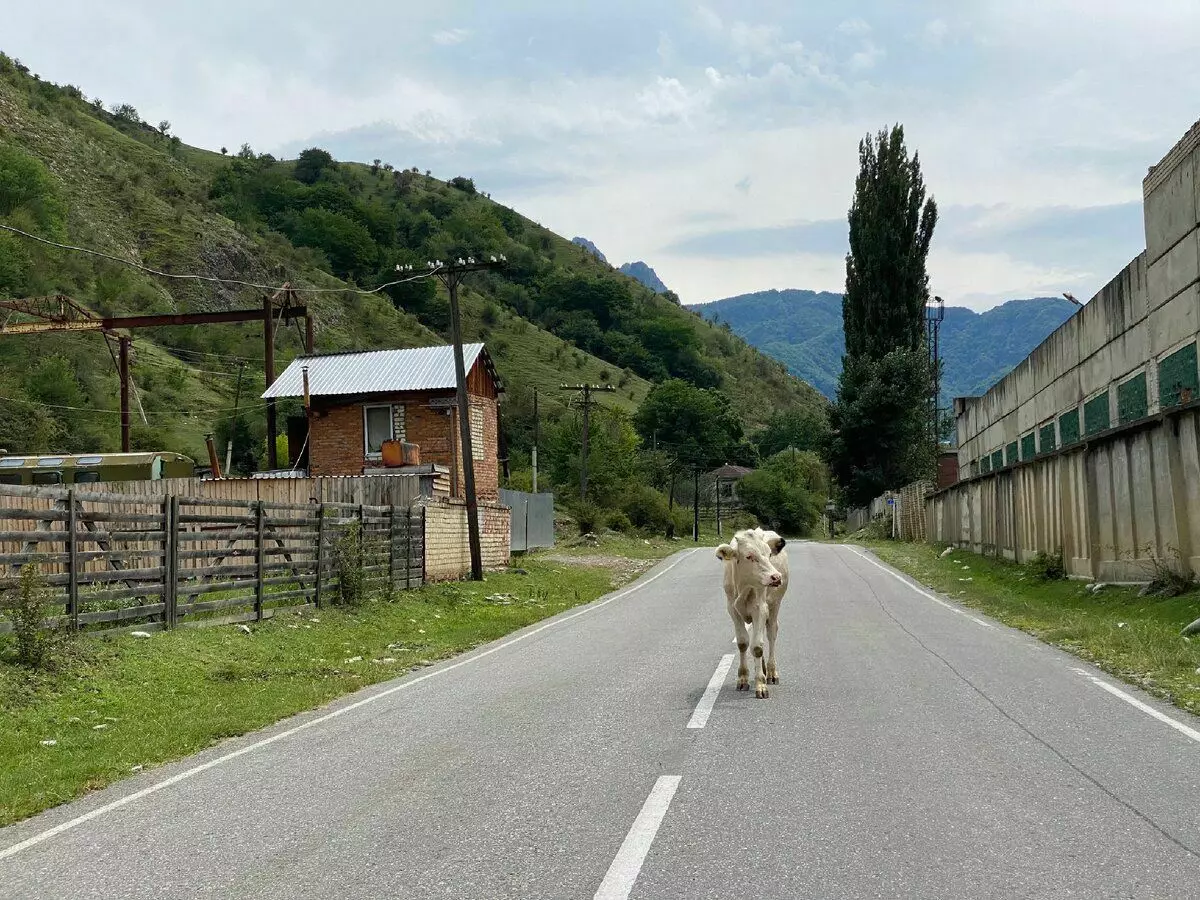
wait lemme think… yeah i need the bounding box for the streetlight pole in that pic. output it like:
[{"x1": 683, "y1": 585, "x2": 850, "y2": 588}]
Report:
[
  {"x1": 927, "y1": 295, "x2": 945, "y2": 454},
  {"x1": 428, "y1": 255, "x2": 507, "y2": 582}
]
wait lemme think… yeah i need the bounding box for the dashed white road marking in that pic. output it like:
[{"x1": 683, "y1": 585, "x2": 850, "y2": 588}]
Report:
[
  {"x1": 1072, "y1": 668, "x2": 1200, "y2": 744},
  {"x1": 687, "y1": 654, "x2": 734, "y2": 729},
  {"x1": 0, "y1": 551, "x2": 700, "y2": 863},
  {"x1": 846, "y1": 546, "x2": 994, "y2": 628},
  {"x1": 594, "y1": 776, "x2": 682, "y2": 900}
]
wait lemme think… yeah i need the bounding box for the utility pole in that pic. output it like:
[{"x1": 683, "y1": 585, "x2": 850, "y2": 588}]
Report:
[
  {"x1": 264, "y1": 293, "x2": 277, "y2": 470},
  {"x1": 927, "y1": 295, "x2": 945, "y2": 454},
  {"x1": 715, "y1": 474, "x2": 721, "y2": 537},
  {"x1": 429, "y1": 256, "x2": 508, "y2": 582},
  {"x1": 226, "y1": 362, "x2": 245, "y2": 475},
  {"x1": 118, "y1": 335, "x2": 131, "y2": 452},
  {"x1": 560, "y1": 382, "x2": 616, "y2": 501},
  {"x1": 693, "y1": 468, "x2": 700, "y2": 542},
  {"x1": 532, "y1": 388, "x2": 538, "y2": 494}
]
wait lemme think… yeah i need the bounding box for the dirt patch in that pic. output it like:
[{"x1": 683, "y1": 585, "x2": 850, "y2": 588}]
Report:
[{"x1": 539, "y1": 554, "x2": 658, "y2": 588}]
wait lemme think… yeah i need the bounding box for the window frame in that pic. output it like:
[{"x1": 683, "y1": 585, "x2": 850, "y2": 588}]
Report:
[{"x1": 363, "y1": 404, "x2": 395, "y2": 458}]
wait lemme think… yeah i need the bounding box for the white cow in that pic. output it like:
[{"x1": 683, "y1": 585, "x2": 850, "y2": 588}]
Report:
[{"x1": 715, "y1": 528, "x2": 789, "y2": 699}]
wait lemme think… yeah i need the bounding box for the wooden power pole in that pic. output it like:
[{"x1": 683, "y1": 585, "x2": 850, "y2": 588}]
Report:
[
  {"x1": 560, "y1": 383, "x2": 616, "y2": 501},
  {"x1": 429, "y1": 257, "x2": 508, "y2": 582}
]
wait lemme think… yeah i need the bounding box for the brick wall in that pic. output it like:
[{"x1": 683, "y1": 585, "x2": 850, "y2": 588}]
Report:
[
  {"x1": 307, "y1": 392, "x2": 499, "y2": 500},
  {"x1": 308, "y1": 404, "x2": 364, "y2": 476},
  {"x1": 423, "y1": 498, "x2": 511, "y2": 581}
]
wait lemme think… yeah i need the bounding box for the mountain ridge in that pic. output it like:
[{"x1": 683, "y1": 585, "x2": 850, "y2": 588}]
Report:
[{"x1": 689, "y1": 289, "x2": 1078, "y2": 401}]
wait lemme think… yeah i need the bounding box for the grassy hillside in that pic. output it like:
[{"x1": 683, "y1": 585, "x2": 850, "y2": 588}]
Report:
[
  {"x1": 0, "y1": 53, "x2": 822, "y2": 470},
  {"x1": 692, "y1": 290, "x2": 1077, "y2": 403}
]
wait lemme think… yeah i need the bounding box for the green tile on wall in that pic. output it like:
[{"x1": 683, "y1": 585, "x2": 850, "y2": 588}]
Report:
[
  {"x1": 1158, "y1": 342, "x2": 1198, "y2": 409},
  {"x1": 1084, "y1": 392, "x2": 1110, "y2": 435},
  {"x1": 1118, "y1": 372, "x2": 1147, "y2": 424},
  {"x1": 1059, "y1": 409, "x2": 1080, "y2": 445}
]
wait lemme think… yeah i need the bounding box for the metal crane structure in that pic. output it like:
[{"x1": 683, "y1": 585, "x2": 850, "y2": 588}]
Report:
[{"x1": 0, "y1": 290, "x2": 312, "y2": 460}]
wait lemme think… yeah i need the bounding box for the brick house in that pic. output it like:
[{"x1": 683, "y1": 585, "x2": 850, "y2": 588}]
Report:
[{"x1": 261, "y1": 343, "x2": 503, "y2": 500}]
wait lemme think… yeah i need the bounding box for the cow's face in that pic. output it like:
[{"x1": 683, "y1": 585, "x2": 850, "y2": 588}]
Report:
[{"x1": 716, "y1": 533, "x2": 783, "y2": 588}]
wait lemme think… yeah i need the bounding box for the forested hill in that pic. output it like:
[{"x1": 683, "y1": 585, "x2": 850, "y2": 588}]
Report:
[
  {"x1": 691, "y1": 289, "x2": 1077, "y2": 401},
  {"x1": 0, "y1": 53, "x2": 823, "y2": 468}
]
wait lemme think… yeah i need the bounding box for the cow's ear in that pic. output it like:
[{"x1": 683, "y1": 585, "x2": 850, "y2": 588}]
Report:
[
  {"x1": 765, "y1": 533, "x2": 786, "y2": 555},
  {"x1": 716, "y1": 543, "x2": 737, "y2": 561}
]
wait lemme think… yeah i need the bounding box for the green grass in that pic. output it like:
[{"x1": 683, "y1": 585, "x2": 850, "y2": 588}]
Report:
[
  {"x1": 859, "y1": 540, "x2": 1200, "y2": 716},
  {"x1": 0, "y1": 556, "x2": 652, "y2": 827}
]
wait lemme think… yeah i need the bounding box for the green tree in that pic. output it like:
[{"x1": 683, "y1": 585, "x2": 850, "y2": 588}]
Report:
[
  {"x1": 634, "y1": 379, "x2": 745, "y2": 471},
  {"x1": 830, "y1": 124, "x2": 937, "y2": 505},
  {"x1": 827, "y1": 350, "x2": 932, "y2": 504},
  {"x1": 294, "y1": 147, "x2": 335, "y2": 185},
  {"x1": 737, "y1": 449, "x2": 827, "y2": 536},
  {"x1": 752, "y1": 406, "x2": 829, "y2": 458},
  {"x1": 843, "y1": 124, "x2": 937, "y2": 359},
  {"x1": 545, "y1": 405, "x2": 639, "y2": 507}
]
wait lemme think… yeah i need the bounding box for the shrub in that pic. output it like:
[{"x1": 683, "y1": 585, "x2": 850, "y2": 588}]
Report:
[
  {"x1": 605, "y1": 510, "x2": 633, "y2": 532},
  {"x1": 620, "y1": 483, "x2": 673, "y2": 532},
  {"x1": 332, "y1": 522, "x2": 366, "y2": 605},
  {"x1": 1144, "y1": 552, "x2": 1197, "y2": 597},
  {"x1": 1029, "y1": 550, "x2": 1066, "y2": 581},
  {"x1": 570, "y1": 500, "x2": 601, "y2": 535},
  {"x1": 0, "y1": 564, "x2": 57, "y2": 668}
]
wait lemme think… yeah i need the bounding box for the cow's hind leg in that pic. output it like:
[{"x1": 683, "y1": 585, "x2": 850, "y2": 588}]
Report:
[
  {"x1": 765, "y1": 602, "x2": 781, "y2": 685},
  {"x1": 729, "y1": 606, "x2": 751, "y2": 691},
  {"x1": 750, "y1": 599, "x2": 770, "y2": 699}
]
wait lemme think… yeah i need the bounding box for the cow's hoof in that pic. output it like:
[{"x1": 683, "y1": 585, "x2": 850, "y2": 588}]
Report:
[
  {"x1": 767, "y1": 674, "x2": 779, "y2": 685},
  {"x1": 736, "y1": 680, "x2": 748, "y2": 691},
  {"x1": 755, "y1": 681, "x2": 769, "y2": 699}
]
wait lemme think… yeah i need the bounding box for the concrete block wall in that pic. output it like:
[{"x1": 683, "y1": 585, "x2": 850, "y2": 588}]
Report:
[
  {"x1": 933, "y1": 119, "x2": 1200, "y2": 579},
  {"x1": 423, "y1": 498, "x2": 511, "y2": 581},
  {"x1": 957, "y1": 119, "x2": 1200, "y2": 478}
]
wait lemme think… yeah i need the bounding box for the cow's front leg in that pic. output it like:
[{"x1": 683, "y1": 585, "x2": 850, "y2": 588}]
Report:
[
  {"x1": 750, "y1": 598, "x2": 770, "y2": 699},
  {"x1": 765, "y1": 602, "x2": 780, "y2": 685},
  {"x1": 729, "y1": 606, "x2": 751, "y2": 691}
]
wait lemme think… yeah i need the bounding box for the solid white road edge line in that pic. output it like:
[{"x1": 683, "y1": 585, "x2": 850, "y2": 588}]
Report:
[
  {"x1": 0, "y1": 550, "x2": 702, "y2": 863},
  {"x1": 593, "y1": 775, "x2": 682, "y2": 900},
  {"x1": 846, "y1": 546, "x2": 994, "y2": 628},
  {"x1": 1071, "y1": 667, "x2": 1200, "y2": 744},
  {"x1": 687, "y1": 654, "x2": 734, "y2": 729}
]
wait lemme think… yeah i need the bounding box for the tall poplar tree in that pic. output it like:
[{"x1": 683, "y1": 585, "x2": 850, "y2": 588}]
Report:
[{"x1": 828, "y1": 125, "x2": 939, "y2": 506}]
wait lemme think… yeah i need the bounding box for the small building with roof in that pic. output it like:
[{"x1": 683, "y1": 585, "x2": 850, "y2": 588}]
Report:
[{"x1": 262, "y1": 343, "x2": 503, "y2": 499}]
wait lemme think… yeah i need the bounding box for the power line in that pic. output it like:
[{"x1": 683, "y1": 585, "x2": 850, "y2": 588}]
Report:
[
  {"x1": 0, "y1": 223, "x2": 441, "y2": 296},
  {"x1": 0, "y1": 393, "x2": 277, "y2": 418}
]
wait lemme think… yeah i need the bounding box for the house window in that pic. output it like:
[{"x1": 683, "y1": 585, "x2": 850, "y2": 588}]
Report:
[
  {"x1": 364, "y1": 405, "x2": 394, "y2": 456},
  {"x1": 470, "y1": 406, "x2": 485, "y2": 460}
]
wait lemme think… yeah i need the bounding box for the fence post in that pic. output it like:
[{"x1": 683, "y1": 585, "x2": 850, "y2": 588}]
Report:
[
  {"x1": 314, "y1": 504, "x2": 326, "y2": 610},
  {"x1": 67, "y1": 489, "x2": 79, "y2": 632},
  {"x1": 163, "y1": 495, "x2": 177, "y2": 629},
  {"x1": 254, "y1": 501, "x2": 265, "y2": 621},
  {"x1": 421, "y1": 505, "x2": 427, "y2": 585},
  {"x1": 405, "y1": 507, "x2": 413, "y2": 589},
  {"x1": 389, "y1": 504, "x2": 398, "y2": 591}
]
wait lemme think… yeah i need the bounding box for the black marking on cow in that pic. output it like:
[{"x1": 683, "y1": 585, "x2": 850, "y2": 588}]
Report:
[{"x1": 752, "y1": 646, "x2": 763, "y2": 658}]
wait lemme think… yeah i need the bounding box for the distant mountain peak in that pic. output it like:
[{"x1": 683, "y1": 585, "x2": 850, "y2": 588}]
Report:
[
  {"x1": 571, "y1": 236, "x2": 607, "y2": 264},
  {"x1": 619, "y1": 261, "x2": 669, "y2": 294},
  {"x1": 693, "y1": 289, "x2": 1077, "y2": 402}
]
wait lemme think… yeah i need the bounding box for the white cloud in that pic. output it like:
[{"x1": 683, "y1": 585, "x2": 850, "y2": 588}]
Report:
[
  {"x1": 837, "y1": 18, "x2": 871, "y2": 37},
  {"x1": 432, "y1": 28, "x2": 470, "y2": 46},
  {"x1": 923, "y1": 18, "x2": 949, "y2": 45},
  {"x1": 848, "y1": 41, "x2": 884, "y2": 71}
]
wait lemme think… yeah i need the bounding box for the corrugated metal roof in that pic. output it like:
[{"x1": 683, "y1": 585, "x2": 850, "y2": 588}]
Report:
[{"x1": 261, "y1": 344, "x2": 486, "y2": 399}]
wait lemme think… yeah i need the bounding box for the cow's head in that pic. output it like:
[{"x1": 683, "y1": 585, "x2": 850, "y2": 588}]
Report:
[{"x1": 716, "y1": 529, "x2": 785, "y2": 588}]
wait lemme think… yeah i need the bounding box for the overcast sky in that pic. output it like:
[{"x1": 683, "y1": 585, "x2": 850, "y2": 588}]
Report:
[{"x1": 7, "y1": 1, "x2": 1200, "y2": 308}]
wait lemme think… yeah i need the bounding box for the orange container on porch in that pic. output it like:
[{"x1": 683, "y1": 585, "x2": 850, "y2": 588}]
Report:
[{"x1": 381, "y1": 440, "x2": 420, "y2": 467}]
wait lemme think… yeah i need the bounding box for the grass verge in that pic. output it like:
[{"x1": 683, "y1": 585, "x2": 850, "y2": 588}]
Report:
[
  {"x1": 0, "y1": 555, "x2": 660, "y2": 828},
  {"x1": 860, "y1": 540, "x2": 1200, "y2": 716}
]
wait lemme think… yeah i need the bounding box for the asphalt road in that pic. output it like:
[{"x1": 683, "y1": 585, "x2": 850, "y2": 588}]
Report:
[{"x1": 2, "y1": 542, "x2": 1199, "y2": 899}]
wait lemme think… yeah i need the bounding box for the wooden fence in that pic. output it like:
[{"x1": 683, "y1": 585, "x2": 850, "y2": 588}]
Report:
[{"x1": 0, "y1": 483, "x2": 424, "y2": 637}]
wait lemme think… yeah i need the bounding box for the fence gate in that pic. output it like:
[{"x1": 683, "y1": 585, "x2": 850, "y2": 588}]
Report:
[{"x1": 499, "y1": 489, "x2": 554, "y2": 552}]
